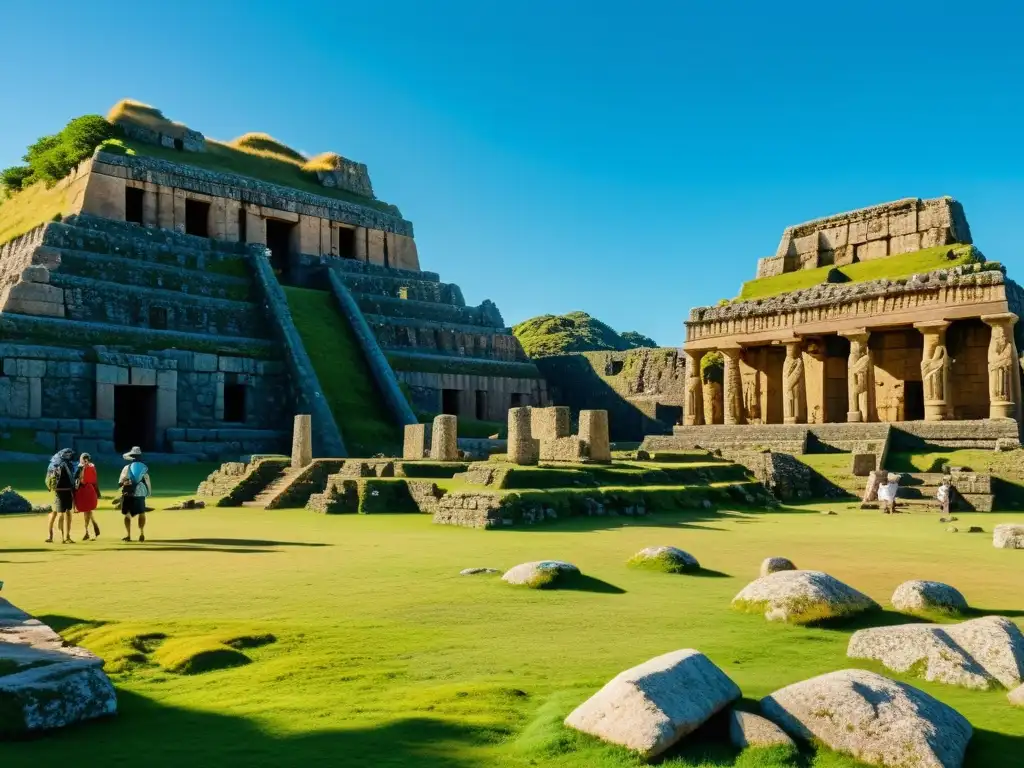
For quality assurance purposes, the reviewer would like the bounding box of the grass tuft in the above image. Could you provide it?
[228,132,307,163]
[301,152,344,173]
[153,637,252,675]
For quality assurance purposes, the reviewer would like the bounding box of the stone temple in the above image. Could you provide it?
[0,103,548,459]
[659,197,1024,453]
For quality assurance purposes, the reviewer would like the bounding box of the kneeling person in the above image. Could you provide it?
[119,446,152,542]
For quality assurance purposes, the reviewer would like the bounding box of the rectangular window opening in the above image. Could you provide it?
[337,226,356,259]
[442,389,460,416]
[223,384,247,423]
[185,199,210,237]
[475,390,487,420]
[125,187,144,224]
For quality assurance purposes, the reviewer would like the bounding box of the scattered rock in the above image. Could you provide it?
[460,567,500,576]
[947,526,959,533]
[165,499,206,510]
[732,570,878,624]
[728,709,795,750]
[627,546,700,573]
[938,516,957,523]
[967,526,984,534]
[564,649,740,759]
[847,616,1024,690]
[820,510,837,516]
[891,580,968,615]
[761,669,971,768]
[0,487,32,515]
[993,523,1024,549]
[1010,684,1024,707]
[759,557,797,578]
[501,561,578,588]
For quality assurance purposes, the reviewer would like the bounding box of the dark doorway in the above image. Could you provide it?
[337,226,356,259]
[475,390,487,420]
[223,384,247,423]
[185,199,210,237]
[442,389,460,416]
[265,218,294,277]
[238,207,247,243]
[904,380,924,421]
[149,306,168,330]
[125,187,144,224]
[114,386,157,452]
[823,335,850,423]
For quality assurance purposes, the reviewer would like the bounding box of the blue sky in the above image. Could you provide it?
[2,1,1022,346]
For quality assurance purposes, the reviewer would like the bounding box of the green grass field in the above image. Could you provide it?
[283,286,402,457]
[1,462,1022,767]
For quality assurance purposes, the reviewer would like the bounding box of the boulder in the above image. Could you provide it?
[0,487,32,515]
[847,616,1024,690]
[761,669,972,768]
[993,523,1024,549]
[501,560,578,588]
[759,557,797,578]
[1010,684,1024,707]
[891,580,968,614]
[460,567,499,576]
[732,570,879,624]
[564,649,740,759]
[728,709,795,750]
[627,546,700,573]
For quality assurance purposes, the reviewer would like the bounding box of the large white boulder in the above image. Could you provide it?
[847,616,1024,691]
[732,570,878,624]
[761,669,972,768]
[728,709,795,750]
[891,580,968,614]
[628,546,700,573]
[993,523,1024,549]
[501,560,578,588]
[564,649,740,759]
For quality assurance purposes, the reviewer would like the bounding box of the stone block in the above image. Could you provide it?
[292,414,313,467]
[219,356,257,374]
[80,420,114,439]
[57,419,80,432]
[539,436,587,463]
[33,431,56,452]
[157,370,178,390]
[3,358,46,378]
[2,378,30,418]
[920,228,946,248]
[95,383,114,420]
[73,438,102,455]
[28,377,41,419]
[95,440,116,454]
[890,232,921,255]
[848,220,868,244]
[130,367,157,386]
[507,406,538,465]
[95,364,129,386]
[430,415,458,461]
[531,406,571,442]
[193,353,219,372]
[855,240,888,261]
[403,423,427,460]
[850,453,876,476]
[819,225,848,250]
[793,233,818,256]
[4,282,65,317]
[20,264,50,283]
[833,245,855,266]
[866,215,888,241]
[56,433,76,451]
[889,210,917,237]
[579,410,611,463]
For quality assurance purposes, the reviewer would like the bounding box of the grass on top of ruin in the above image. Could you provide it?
[1,461,1022,767]
[736,244,978,301]
[0,179,72,246]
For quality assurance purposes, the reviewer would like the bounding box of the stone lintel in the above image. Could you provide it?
[981,312,1019,327]
[838,328,870,342]
[913,320,951,332]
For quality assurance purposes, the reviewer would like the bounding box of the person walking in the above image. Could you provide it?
[46,448,76,543]
[73,452,102,540]
[118,447,151,542]
[937,477,952,516]
[878,474,900,515]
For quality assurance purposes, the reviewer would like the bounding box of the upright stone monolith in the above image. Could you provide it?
[579,409,611,462]
[430,414,458,461]
[292,414,312,468]
[508,406,538,465]
[531,406,571,443]
[403,423,427,460]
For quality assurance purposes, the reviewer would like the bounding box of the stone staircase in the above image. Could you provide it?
[242,466,303,508]
[896,472,994,512]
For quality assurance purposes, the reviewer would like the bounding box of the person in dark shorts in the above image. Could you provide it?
[118,446,152,542]
[46,448,76,544]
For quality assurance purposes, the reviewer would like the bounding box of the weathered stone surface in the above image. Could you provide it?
[0,486,32,515]
[564,649,741,759]
[628,546,700,573]
[403,423,427,460]
[1009,684,1024,707]
[891,580,967,614]
[847,616,1024,690]
[538,436,586,462]
[993,523,1024,549]
[459,567,499,576]
[850,452,876,476]
[507,406,537,465]
[501,560,578,588]
[759,557,797,578]
[430,415,458,461]
[291,414,312,469]
[761,669,971,768]
[728,709,795,751]
[732,570,878,624]
[578,409,611,463]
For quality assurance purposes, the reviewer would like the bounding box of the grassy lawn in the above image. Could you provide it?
[284,286,402,457]
[0,179,73,246]
[737,244,977,301]
[1,464,1022,767]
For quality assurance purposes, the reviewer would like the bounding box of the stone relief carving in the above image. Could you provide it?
[921,343,948,403]
[847,336,871,420]
[783,344,803,422]
[988,323,1015,403]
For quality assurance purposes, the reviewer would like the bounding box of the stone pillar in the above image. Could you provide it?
[531,406,571,442]
[291,414,312,468]
[507,406,538,465]
[430,414,458,461]
[578,410,611,463]
[402,423,427,460]
[782,339,804,424]
[841,330,872,423]
[721,345,742,425]
[682,349,704,426]
[142,184,158,228]
[982,313,1020,420]
[914,320,951,421]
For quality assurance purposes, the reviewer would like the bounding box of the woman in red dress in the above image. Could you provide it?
[73,453,101,540]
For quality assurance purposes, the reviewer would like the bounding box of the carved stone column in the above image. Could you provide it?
[682,349,704,426]
[840,330,872,423]
[982,313,1020,420]
[914,321,950,421]
[721,345,742,425]
[782,339,804,424]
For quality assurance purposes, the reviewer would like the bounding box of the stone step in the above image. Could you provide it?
[64,214,248,256]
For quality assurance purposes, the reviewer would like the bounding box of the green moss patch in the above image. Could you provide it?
[153,638,251,675]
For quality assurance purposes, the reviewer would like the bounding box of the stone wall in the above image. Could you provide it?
[396,368,547,422]
[756,197,972,278]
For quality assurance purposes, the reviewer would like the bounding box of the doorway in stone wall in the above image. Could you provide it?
[442,389,460,416]
[114,386,157,452]
[904,380,925,421]
[265,219,295,279]
[184,199,210,237]
[337,226,356,259]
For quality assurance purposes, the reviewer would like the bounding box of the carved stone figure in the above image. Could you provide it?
[988,323,1014,403]
[846,334,871,422]
[782,343,803,424]
[683,352,703,426]
[743,374,761,424]
[921,344,948,403]
[722,349,742,425]
[703,381,723,425]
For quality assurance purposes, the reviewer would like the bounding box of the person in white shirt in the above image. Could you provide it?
[878,476,899,514]
[118,446,152,542]
[936,478,952,515]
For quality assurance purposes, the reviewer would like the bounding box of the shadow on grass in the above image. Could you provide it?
[963,606,1024,620]
[109,545,279,555]
[808,608,931,632]
[687,568,731,579]
[497,508,767,535]
[0,688,493,768]
[38,614,104,633]
[555,573,626,594]
[162,538,330,548]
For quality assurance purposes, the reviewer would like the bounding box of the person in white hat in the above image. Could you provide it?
[118,447,152,542]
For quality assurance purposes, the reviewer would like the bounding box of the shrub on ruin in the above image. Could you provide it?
[0,165,34,193]
[17,115,119,187]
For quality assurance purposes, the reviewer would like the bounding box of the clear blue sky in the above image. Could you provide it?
[2,1,1022,346]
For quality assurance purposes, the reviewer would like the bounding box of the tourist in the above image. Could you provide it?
[878,475,899,515]
[118,446,152,542]
[45,448,76,544]
[73,452,102,540]
[937,477,952,516]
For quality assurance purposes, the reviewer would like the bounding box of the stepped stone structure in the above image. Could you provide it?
[0,104,547,460]
[674,198,1023,450]
[507,406,611,464]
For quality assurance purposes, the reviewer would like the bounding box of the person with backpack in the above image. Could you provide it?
[73,452,102,540]
[45,448,76,544]
[118,446,151,542]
